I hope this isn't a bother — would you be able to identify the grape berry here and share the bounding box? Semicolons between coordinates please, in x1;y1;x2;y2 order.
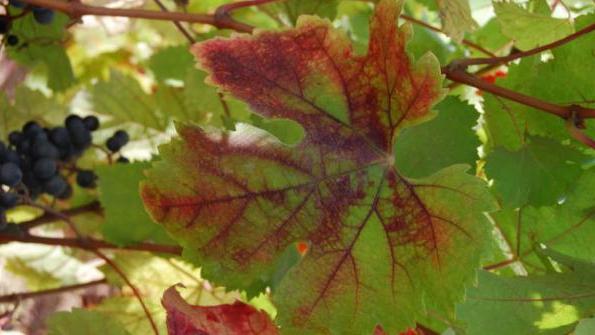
0;115;130;226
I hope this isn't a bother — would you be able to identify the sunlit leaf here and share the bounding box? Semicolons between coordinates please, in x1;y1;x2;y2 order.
141;1;496;333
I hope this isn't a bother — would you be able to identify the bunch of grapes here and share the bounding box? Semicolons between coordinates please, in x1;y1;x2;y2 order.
1;0;56;48
0;115;130;227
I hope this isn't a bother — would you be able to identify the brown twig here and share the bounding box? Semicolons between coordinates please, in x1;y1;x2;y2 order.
0;232;182;255
19;201;102;231
567;113;595;148
452;21;595;67
442;65;595;121
151;0;195;43
18;0;253;32
483;257;519;271
0;279;107;304
92;249;159;335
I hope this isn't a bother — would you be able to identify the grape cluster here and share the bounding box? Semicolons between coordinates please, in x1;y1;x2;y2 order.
0;115;130;226
1;0;56;48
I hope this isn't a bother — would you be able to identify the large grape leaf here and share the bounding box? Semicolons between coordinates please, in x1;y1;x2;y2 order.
141;1;496;333
162;285;279;335
457;251;595;335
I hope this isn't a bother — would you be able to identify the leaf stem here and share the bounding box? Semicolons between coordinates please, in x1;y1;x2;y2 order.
19;201;102;231
151;0;196;43
0;279;107;304
17;0;253;32
92;249;160;335
451;22;595;67
0;232;182;255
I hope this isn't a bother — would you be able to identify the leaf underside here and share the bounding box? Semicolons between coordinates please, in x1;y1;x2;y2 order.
141;1;496;333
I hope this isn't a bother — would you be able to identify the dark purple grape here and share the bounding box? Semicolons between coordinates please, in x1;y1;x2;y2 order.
32;7;54;25
50;127;71;147
6;34;19;46
0;162;23;187
31;141;59;159
65;115;83;129
106;137;123;152
83;116;100;131
114;130;129;145
8;131;24;146
76;170;97;188
0;191;19;209
43;175;67;196
33;158;57;180
56;184;73;199
23;121;43;137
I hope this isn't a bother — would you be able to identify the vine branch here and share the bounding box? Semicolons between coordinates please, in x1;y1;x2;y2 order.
19;201;101;231
0;232;182;255
0;279;107;304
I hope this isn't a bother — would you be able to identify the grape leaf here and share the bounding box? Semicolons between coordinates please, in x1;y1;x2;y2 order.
494;0;574;51
162;285;279;335
5;10;75;92
47;309;131;335
483;13;595;150
575;318;595;335
97;253;242;335
394;96;480;179
493;168;595;267
457;251;595;335
148;46;196;82
485;137;587;208
97;162;174;246
141;1;496;333
435;0;477;41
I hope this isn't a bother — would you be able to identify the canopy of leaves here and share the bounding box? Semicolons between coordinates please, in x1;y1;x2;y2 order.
47;309;131;335
141;1;496;333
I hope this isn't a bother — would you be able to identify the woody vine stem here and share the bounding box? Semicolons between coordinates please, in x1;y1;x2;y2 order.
1;0;595;334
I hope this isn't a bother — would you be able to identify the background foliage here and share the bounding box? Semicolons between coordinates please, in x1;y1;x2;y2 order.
1;0;595;334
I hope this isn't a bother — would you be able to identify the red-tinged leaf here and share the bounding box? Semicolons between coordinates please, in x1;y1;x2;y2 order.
142;0;496;333
162;285;279;335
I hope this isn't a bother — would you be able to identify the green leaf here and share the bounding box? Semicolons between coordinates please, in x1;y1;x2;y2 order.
485;137;587;208
575;318;595;335
394;96;480;178
97;253;241;335
47;309;131;335
435;0;477;41
483;13;595;149
260;0;340;25
493;169;595;266
148;46;196;82
494;0;574;51
142;1;496;333
90;71;167;131
97;162;174;246
458;253;595;335
6;10;75;91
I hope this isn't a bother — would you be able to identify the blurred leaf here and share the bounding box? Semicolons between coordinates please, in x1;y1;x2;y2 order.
436;0;477;41
6;10;75;91
97;253;241;335
494;0;574;51
575;318;595;335
260;0;340;25
48;309;131;335
97;162;174;246
148;46;195;82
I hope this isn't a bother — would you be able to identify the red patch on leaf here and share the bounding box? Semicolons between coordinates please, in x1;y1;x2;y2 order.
162;285;279;335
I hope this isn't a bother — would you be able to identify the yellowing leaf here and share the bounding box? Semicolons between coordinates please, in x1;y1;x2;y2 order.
142;1;496;333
